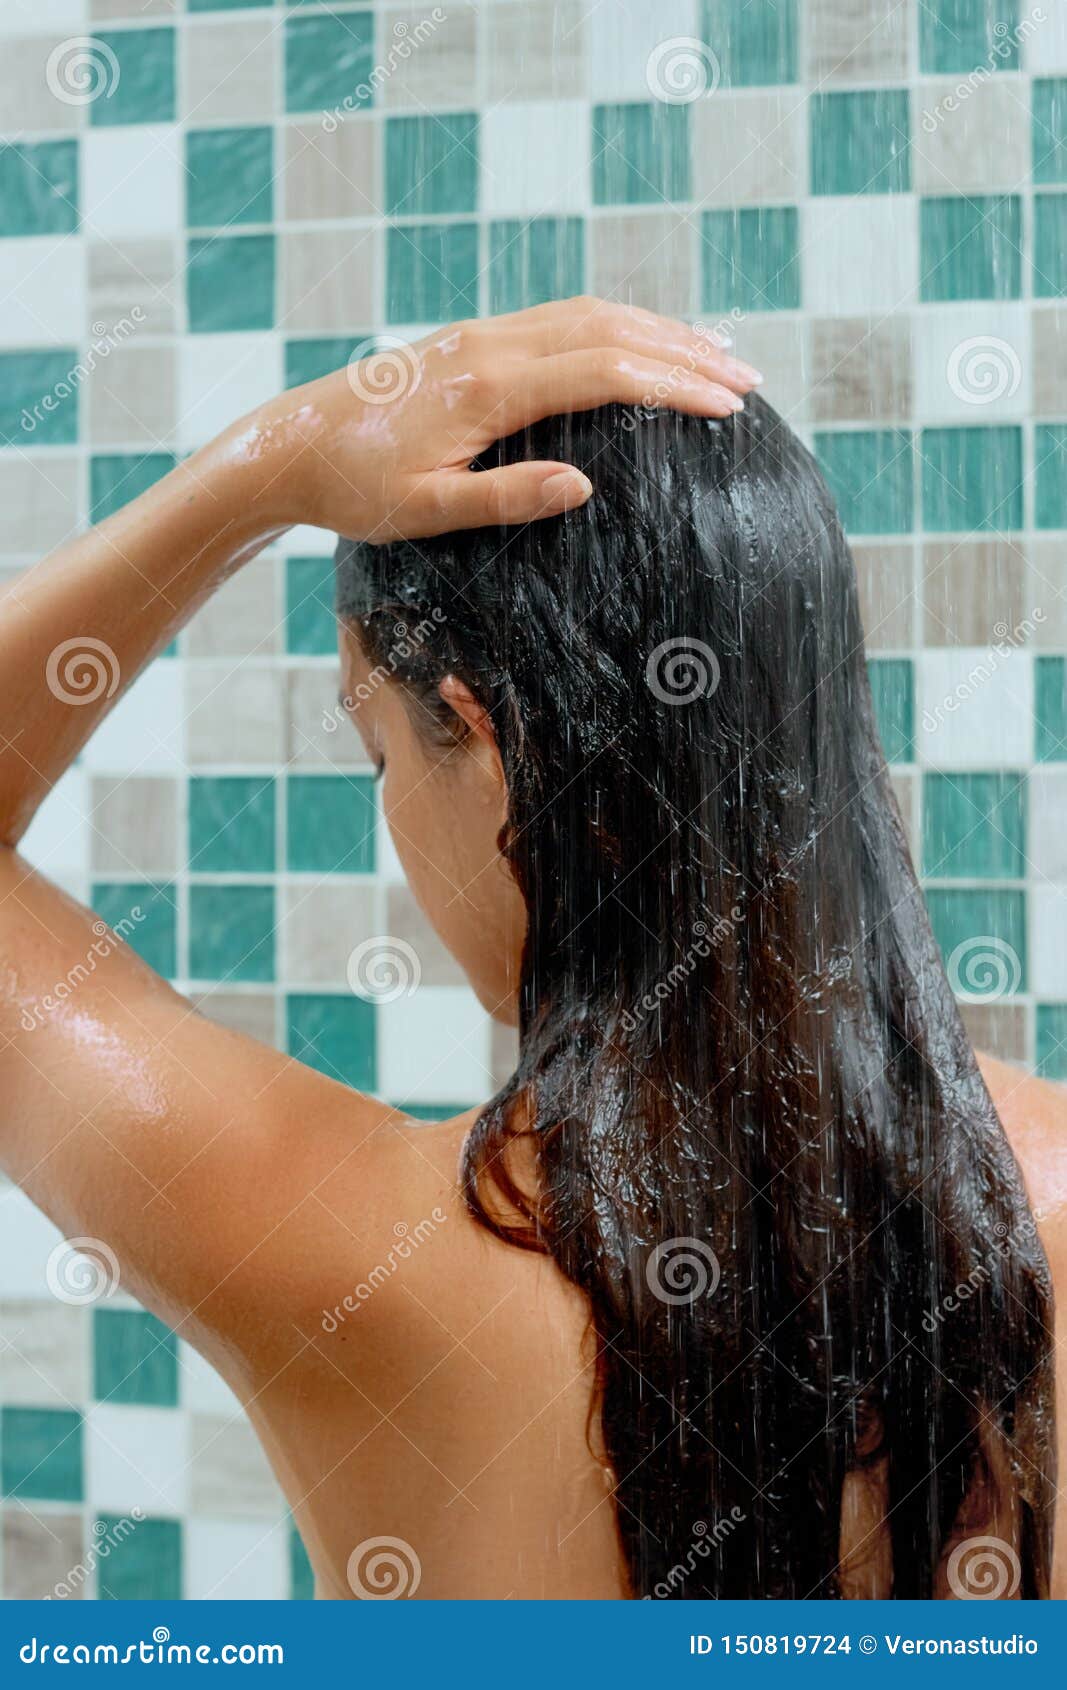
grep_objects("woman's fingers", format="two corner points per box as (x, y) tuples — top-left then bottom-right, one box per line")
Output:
(485, 297), (762, 392)
(491, 348), (745, 436)
(390, 462), (594, 539)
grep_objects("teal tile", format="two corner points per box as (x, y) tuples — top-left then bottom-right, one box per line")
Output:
(395, 1101), (475, 1122)
(1036, 424), (1067, 527)
(186, 128), (274, 228)
(920, 0), (1020, 74)
(90, 882), (177, 980)
(385, 114), (478, 216)
(920, 196), (1023, 301)
(1033, 80), (1067, 185)
(89, 30), (175, 128)
(810, 90), (910, 196)
(1037, 1004), (1067, 1080)
(814, 430), (914, 535)
(287, 775), (377, 873)
(187, 234), (275, 332)
(925, 888), (1027, 997)
(0, 141), (78, 237)
(287, 994), (376, 1091)
(1035, 193), (1067, 296)
(286, 556), (337, 655)
(869, 659), (915, 764)
(290, 1527), (314, 1600)
(920, 427), (1024, 533)
(700, 0), (798, 86)
(592, 103), (690, 205)
(96, 1516), (182, 1601)
(90, 454), (176, 524)
(285, 11), (375, 114)
(701, 207), (800, 312)
(386, 223), (479, 323)
(285, 337), (367, 389)
(189, 777), (276, 873)
(189, 885), (275, 983)
(1036, 656), (1067, 761)
(189, 0), (265, 8)
(922, 773), (1026, 879)
(1, 1408), (82, 1503)
(488, 218), (584, 313)
(92, 1310), (178, 1409)
(0, 350), (79, 447)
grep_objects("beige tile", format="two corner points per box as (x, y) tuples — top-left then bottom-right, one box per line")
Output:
(1032, 306), (1067, 418)
(915, 77), (1030, 195)
(288, 666), (366, 769)
(486, 0), (588, 100)
(692, 90), (804, 206)
(183, 17), (277, 125)
(3, 37), (80, 132)
(89, 240), (179, 339)
(2, 1509), (86, 1600)
(0, 1300), (88, 1407)
(385, 884), (468, 988)
(730, 315), (807, 422)
(921, 539), (1027, 646)
(381, 4), (480, 108)
(189, 1415), (286, 1517)
(282, 228), (379, 333)
(853, 542), (916, 650)
(0, 457), (78, 554)
(185, 556), (279, 659)
(1026, 541), (1067, 646)
(890, 771), (918, 861)
(283, 120), (380, 222)
(92, 0), (178, 15)
(591, 214), (692, 317)
(282, 883), (379, 984)
(959, 1004), (1029, 1065)
(806, 0), (910, 81)
(808, 317), (912, 423)
(186, 667), (285, 766)
(87, 346), (176, 448)
(90, 776), (179, 875)
(191, 989), (279, 1047)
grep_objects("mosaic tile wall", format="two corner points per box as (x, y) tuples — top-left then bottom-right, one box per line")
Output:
(0, 0), (1065, 1600)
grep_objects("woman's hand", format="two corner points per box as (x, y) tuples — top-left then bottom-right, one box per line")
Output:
(236, 297), (762, 543)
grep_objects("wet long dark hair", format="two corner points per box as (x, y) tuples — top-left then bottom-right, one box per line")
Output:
(336, 396), (1055, 1599)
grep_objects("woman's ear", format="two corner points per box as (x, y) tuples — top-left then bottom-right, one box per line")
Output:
(438, 675), (506, 787)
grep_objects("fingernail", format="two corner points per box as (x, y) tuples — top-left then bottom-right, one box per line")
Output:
(543, 470), (592, 505)
(727, 358), (764, 385)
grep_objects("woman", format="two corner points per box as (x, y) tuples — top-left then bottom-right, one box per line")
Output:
(0, 300), (1061, 1601)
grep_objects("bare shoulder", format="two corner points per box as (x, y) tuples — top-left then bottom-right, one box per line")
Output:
(976, 1052), (1067, 1231)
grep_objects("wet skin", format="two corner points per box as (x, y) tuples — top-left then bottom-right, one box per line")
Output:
(0, 300), (1062, 1599)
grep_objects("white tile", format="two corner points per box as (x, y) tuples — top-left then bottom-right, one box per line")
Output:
(81, 661), (185, 775)
(0, 1189), (66, 1300)
(913, 303), (1030, 423)
(803, 198), (919, 314)
(1027, 8), (1067, 72)
(83, 128), (183, 240)
(185, 1519), (288, 1600)
(286, 524), (338, 556)
(177, 1342), (243, 1417)
(480, 102), (590, 213)
(378, 986), (493, 1102)
(1031, 885), (1067, 995)
(86, 1404), (190, 1515)
(1030, 768), (1067, 881)
(177, 335), (284, 452)
(917, 649), (1034, 768)
(0, 238), (86, 346)
(589, 0), (700, 100)
(20, 766), (90, 886)
(378, 820), (407, 884)
(0, 0), (86, 35)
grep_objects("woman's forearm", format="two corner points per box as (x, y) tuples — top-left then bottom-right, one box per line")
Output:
(0, 427), (290, 846)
